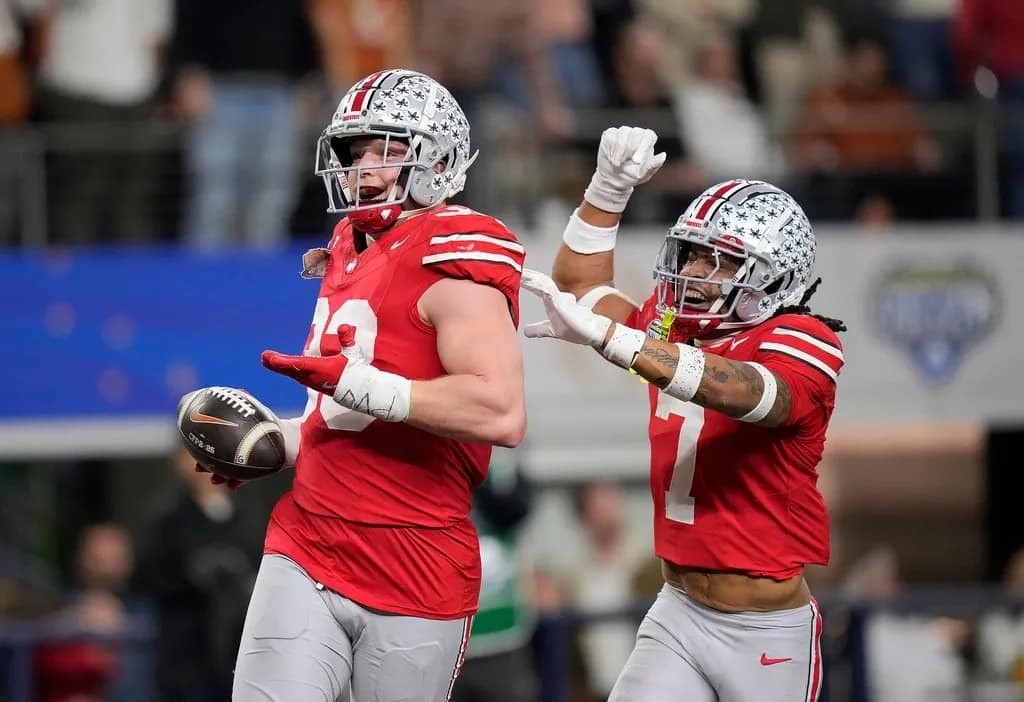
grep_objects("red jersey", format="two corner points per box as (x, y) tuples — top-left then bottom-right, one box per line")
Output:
(627, 298), (844, 580)
(264, 204), (525, 619)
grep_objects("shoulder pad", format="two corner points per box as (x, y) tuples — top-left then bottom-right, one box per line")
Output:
(420, 206), (525, 326)
(756, 314), (844, 382)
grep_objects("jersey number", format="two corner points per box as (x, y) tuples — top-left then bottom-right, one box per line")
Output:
(303, 297), (378, 431)
(654, 393), (706, 524)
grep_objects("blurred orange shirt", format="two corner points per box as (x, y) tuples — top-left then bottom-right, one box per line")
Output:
(307, 0), (411, 89)
(794, 84), (927, 171)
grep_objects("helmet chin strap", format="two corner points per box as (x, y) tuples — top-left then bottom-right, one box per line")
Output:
(445, 149), (478, 199)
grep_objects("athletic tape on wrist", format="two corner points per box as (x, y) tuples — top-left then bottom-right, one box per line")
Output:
(562, 208), (619, 254)
(600, 324), (646, 369)
(665, 344), (706, 402)
(737, 362), (777, 423)
(333, 368), (412, 423)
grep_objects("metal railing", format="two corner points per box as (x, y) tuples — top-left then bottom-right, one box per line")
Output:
(0, 96), (1015, 248)
(3, 588), (1023, 702)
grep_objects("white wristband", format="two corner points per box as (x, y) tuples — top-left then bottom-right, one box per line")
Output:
(664, 344), (706, 402)
(333, 367), (412, 422)
(600, 323), (646, 369)
(737, 362), (778, 423)
(562, 208), (619, 254)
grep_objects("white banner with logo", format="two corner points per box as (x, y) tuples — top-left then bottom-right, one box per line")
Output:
(518, 225), (1022, 477)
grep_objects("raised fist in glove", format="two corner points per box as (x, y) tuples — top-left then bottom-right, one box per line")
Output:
(584, 126), (667, 214)
(521, 269), (613, 347)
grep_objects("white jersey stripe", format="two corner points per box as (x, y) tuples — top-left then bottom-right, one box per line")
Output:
(772, 328), (843, 360)
(422, 252), (523, 272)
(445, 615), (473, 701)
(760, 342), (838, 380)
(804, 599), (823, 702)
(429, 233), (525, 254)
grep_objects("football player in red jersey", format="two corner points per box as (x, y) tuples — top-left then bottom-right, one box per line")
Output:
(224, 70), (527, 701)
(522, 126), (847, 702)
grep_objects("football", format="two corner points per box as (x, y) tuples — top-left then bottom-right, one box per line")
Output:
(176, 386), (286, 481)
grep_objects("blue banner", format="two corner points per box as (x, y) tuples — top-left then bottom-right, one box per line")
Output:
(0, 244), (325, 420)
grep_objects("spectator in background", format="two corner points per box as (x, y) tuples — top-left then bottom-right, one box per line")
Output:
(885, 0), (957, 102)
(953, 0), (1024, 218)
(790, 34), (948, 219)
(843, 545), (969, 702)
(0, 0), (31, 245)
(634, 0), (755, 93)
(414, 0), (572, 139)
(0, 0), (29, 125)
(306, 0), (412, 100)
(603, 19), (703, 223)
(414, 0), (574, 219)
(674, 33), (785, 184)
(35, 522), (151, 702)
(791, 34), (940, 175)
(34, 0), (171, 245)
(137, 447), (265, 702)
(976, 548), (1024, 685)
(173, 0), (316, 250)
(452, 449), (539, 702)
(534, 481), (652, 702)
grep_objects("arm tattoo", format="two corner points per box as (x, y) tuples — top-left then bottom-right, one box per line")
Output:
(634, 344), (792, 427)
(696, 356), (792, 426)
(638, 345), (678, 388)
(762, 372), (792, 427)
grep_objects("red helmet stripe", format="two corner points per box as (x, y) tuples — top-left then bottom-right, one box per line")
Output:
(347, 70), (395, 115)
(693, 179), (746, 220)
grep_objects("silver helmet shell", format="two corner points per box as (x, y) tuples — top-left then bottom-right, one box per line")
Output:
(654, 179), (816, 336)
(315, 69), (476, 214)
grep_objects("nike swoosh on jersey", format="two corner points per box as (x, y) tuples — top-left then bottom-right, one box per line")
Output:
(189, 410), (239, 427)
(390, 236), (409, 250)
(760, 653), (793, 666)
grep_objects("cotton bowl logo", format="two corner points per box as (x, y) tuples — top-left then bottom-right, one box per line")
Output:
(873, 263), (999, 385)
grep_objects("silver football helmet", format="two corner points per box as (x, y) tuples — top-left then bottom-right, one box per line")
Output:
(315, 69), (477, 215)
(654, 180), (816, 337)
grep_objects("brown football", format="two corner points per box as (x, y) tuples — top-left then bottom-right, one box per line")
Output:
(176, 386), (286, 481)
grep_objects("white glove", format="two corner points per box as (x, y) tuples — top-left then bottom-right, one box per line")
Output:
(584, 126), (667, 213)
(332, 341), (412, 422)
(521, 269), (612, 347)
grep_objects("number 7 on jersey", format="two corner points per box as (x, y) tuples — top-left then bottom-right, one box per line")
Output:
(654, 393), (705, 524)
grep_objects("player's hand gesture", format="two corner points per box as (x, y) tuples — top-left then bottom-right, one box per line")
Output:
(584, 126), (667, 213)
(521, 269), (614, 348)
(261, 326), (355, 393)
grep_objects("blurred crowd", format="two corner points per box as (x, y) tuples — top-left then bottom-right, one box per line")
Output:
(5, 458), (1024, 702)
(3, 1), (1024, 701)
(0, 0), (1023, 249)
(3, 447), (1023, 702)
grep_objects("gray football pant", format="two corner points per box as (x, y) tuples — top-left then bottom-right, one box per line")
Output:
(233, 554), (471, 702)
(609, 584), (823, 702)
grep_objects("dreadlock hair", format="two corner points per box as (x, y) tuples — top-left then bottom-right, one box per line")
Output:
(773, 277), (847, 332)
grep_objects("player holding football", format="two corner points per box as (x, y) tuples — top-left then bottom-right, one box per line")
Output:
(522, 127), (846, 702)
(226, 70), (527, 701)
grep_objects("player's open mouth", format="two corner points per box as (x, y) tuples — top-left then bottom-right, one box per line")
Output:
(359, 187), (385, 200)
(682, 290), (713, 311)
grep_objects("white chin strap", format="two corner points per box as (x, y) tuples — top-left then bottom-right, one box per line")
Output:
(444, 149), (478, 199)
